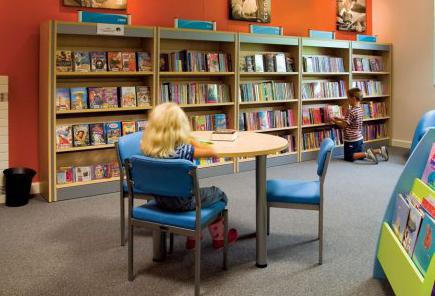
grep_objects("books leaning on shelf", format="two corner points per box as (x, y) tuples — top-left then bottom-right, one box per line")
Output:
(352, 80), (385, 97)
(189, 114), (227, 131)
(280, 134), (296, 153)
(421, 143), (435, 190)
(159, 50), (231, 72)
(362, 101), (388, 119)
(301, 80), (346, 99)
(57, 162), (120, 185)
(239, 109), (295, 131)
(363, 122), (387, 141)
(160, 82), (230, 104)
(303, 55), (345, 73)
(211, 129), (238, 142)
(239, 81), (295, 102)
(302, 128), (343, 150)
(56, 86), (151, 111)
(56, 50), (152, 73)
(352, 55), (384, 72)
(194, 157), (229, 167)
(302, 104), (345, 125)
(240, 53), (295, 73)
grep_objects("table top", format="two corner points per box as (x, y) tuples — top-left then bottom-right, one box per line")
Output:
(192, 131), (288, 158)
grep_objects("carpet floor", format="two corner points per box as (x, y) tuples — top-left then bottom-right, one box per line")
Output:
(0, 150), (407, 296)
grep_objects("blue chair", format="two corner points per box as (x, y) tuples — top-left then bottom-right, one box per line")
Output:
(125, 155), (229, 296)
(410, 110), (435, 153)
(266, 138), (335, 264)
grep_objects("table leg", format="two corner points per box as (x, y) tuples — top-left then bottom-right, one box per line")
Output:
(152, 230), (166, 262)
(256, 155), (267, 268)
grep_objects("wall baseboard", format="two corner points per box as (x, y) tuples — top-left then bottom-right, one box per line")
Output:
(0, 182), (40, 204)
(391, 139), (412, 149)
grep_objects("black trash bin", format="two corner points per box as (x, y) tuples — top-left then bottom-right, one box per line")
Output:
(3, 168), (36, 207)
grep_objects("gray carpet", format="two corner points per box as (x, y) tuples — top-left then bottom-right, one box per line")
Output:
(0, 149), (407, 296)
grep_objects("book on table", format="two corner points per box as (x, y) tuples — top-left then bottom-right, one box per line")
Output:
(211, 129), (238, 142)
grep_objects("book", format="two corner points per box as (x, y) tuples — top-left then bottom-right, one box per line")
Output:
(73, 51), (91, 72)
(412, 214), (435, 275)
(57, 167), (73, 184)
(207, 53), (220, 72)
(56, 50), (73, 72)
(392, 193), (411, 241)
(70, 87), (88, 110)
(122, 121), (136, 135)
(122, 52), (136, 72)
(120, 87), (137, 107)
(92, 164), (107, 180)
(102, 87), (118, 108)
(285, 56), (295, 72)
(56, 88), (71, 111)
(211, 129), (238, 141)
(107, 52), (122, 71)
(73, 124), (90, 147)
(160, 53), (169, 71)
(105, 122), (122, 144)
(136, 120), (148, 131)
(88, 87), (105, 109)
(264, 53), (275, 72)
(402, 202), (425, 256)
(214, 114), (227, 129)
(207, 84), (218, 103)
(56, 125), (73, 149)
(275, 53), (286, 72)
(90, 52), (107, 72)
(136, 86), (151, 106)
(422, 143), (435, 190)
(78, 11), (130, 25)
(110, 162), (120, 177)
(90, 123), (106, 146)
(423, 196), (435, 218)
(254, 54), (264, 72)
(245, 56), (254, 72)
(74, 166), (92, 182)
(137, 52), (152, 71)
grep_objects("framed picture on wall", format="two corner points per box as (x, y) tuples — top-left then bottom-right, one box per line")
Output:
(336, 0), (366, 32)
(63, 0), (127, 10)
(230, 0), (271, 23)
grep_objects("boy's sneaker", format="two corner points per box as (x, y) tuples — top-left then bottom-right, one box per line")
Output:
(366, 148), (378, 164)
(380, 146), (389, 161)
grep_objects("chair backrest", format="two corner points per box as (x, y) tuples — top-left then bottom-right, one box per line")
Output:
(127, 155), (197, 198)
(116, 131), (144, 164)
(317, 138), (335, 178)
(410, 110), (435, 152)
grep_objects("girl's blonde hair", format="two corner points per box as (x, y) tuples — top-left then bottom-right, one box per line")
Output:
(141, 102), (192, 158)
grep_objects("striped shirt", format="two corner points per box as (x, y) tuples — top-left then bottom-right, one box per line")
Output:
(172, 144), (194, 162)
(343, 105), (364, 142)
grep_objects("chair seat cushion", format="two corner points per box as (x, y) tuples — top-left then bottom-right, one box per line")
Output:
(267, 179), (320, 205)
(132, 200), (226, 230)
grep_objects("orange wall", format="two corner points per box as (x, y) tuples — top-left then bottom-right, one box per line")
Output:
(0, 0), (371, 179)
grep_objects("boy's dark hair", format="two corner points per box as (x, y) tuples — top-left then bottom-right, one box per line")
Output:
(348, 88), (363, 101)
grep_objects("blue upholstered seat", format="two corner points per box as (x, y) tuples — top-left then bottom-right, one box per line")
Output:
(267, 180), (320, 205)
(133, 200), (226, 230)
(410, 110), (435, 153)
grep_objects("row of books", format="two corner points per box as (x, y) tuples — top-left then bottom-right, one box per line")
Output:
(239, 81), (295, 102)
(352, 80), (385, 97)
(189, 114), (228, 131)
(363, 123), (387, 141)
(301, 80), (346, 99)
(240, 53), (295, 73)
(280, 134), (297, 153)
(159, 82), (230, 105)
(56, 50), (151, 73)
(302, 104), (345, 125)
(303, 55), (345, 73)
(57, 162), (120, 185)
(362, 101), (388, 119)
(239, 109), (296, 131)
(352, 55), (385, 72)
(160, 51), (231, 72)
(56, 86), (151, 111)
(302, 128), (344, 150)
(391, 190), (434, 275)
(193, 158), (228, 167)
(56, 120), (147, 150)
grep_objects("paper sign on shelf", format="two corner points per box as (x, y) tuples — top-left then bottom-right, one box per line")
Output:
(96, 23), (125, 36)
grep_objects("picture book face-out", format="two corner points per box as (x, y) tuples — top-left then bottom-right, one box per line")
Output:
(91, 52), (107, 72)
(70, 87), (88, 110)
(120, 86), (137, 107)
(122, 52), (136, 72)
(136, 86), (151, 106)
(137, 52), (152, 72)
(107, 52), (122, 71)
(56, 51), (73, 72)
(73, 52), (91, 72)
(56, 88), (71, 111)
(422, 143), (435, 190)
(73, 124), (90, 147)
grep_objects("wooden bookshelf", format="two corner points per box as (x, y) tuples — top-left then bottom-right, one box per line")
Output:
(56, 71), (154, 78)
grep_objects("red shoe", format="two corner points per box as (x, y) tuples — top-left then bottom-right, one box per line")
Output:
(212, 228), (239, 249)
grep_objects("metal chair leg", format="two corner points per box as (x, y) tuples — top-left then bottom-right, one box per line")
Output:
(194, 229), (201, 296)
(319, 209), (323, 265)
(267, 206), (270, 236)
(128, 222), (134, 281)
(169, 233), (174, 254)
(223, 210), (228, 270)
(121, 193), (126, 246)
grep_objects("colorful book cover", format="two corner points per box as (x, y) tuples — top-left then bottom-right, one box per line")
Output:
(73, 51), (91, 72)
(245, 56), (254, 72)
(102, 87), (119, 108)
(92, 164), (106, 180)
(56, 125), (73, 149)
(57, 166), (73, 184)
(56, 88), (71, 111)
(264, 53), (275, 72)
(90, 52), (107, 72)
(392, 193), (411, 241)
(207, 53), (220, 72)
(207, 84), (218, 103)
(122, 52), (136, 72)
(107, 52), (122, 71)
(122, 121), (136, 135)
(258, 111), (268, 129)
(422, 143), (435, 190)
(214, 114), (227, 130)
(90, 123), (106, 146)
(274, 53), (286, 72)
(254, 54), (264, 72)
(120, 86), (137, 107)
(285, 56), (295, 72)
(74, 166), (92, 182)
(423, 196), (435, 218)
(73, 124), (90, 147)
(136, 120), (148, 131)
(56, 50), (73, 72)
(402, 203), (425, 256)
(160, 53), (169, 71)
(136, 86), (151, 106)
(56, 170), (66, 184)
(412, 214), (435, 275)
(137, 52), (152, 71)
(70, 87), (88, 110)
(88, 87), (105, 109)
(110, 162), (120, 177)
(105, 122), (122, 144)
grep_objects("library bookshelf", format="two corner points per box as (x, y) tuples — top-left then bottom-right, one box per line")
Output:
(39, 20), (392, 202)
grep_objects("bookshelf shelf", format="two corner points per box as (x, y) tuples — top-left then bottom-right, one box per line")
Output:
(198, 160), (234, 169)
(251, 126), (298, 133)
(239, 100), (298, 106)
(302, 123), (331, 128)
(302, 144), (344, 153)
(176, 102), (235, 108)
(352, 71), (390, 75)
(57, 144), (115, 153)
(363, 94), (390, 99)
(364, 137), (390, 144)
(302, 97), (347, 102)
(363, 116), (391, 122)
(56, 106), (152, 115)
(240, 72), (299, 77)
(159, 72), (235, 77)
(56, 71), (154, 78)
(56, 177), (120, 189)
(302, 72), (349, 76)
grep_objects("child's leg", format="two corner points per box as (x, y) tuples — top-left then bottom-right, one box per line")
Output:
(370, 146), (389, 161)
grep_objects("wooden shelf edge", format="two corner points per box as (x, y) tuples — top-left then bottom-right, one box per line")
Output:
(56, 106), (152, 115)
(239, 72), (299, 76)
(302, 97), (347, 102)
(247, 126), (298, 133)
(197, 161), (233, 169)
(363, 116), (390, 122)
(57, 71), (154, 77)
(57, 177), (120, 189)
(352, 71), (390, 75)
(364, 137), (390, 143)
(159, 72), (235, 76)
(302, 72), (349, 76)
(57, 144), (115, 153)
(239, 100), (298, 105)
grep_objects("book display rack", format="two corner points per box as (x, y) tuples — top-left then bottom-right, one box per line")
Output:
(40, 21), (392, 201)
